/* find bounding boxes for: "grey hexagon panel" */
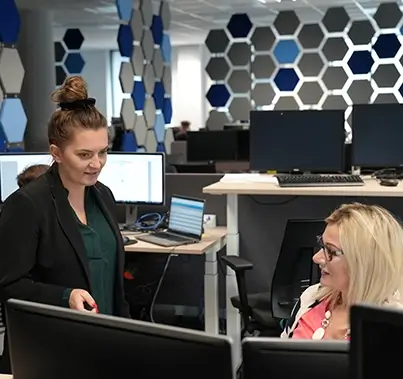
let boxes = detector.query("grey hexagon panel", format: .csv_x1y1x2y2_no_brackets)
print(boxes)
142,29,154,62
159,1,171,30
298,53,324,77
131,10,144,42
143,63,155,94
251,27,275,52
119,62,134,94
348,20,375,45
322,37,348,62
322,7,350,33
0,47,25,94
348,80,373,104
121,99,137,130
322,95,348,110
152,48,164,79
205,29,230,54
298,81,324,105
145,129,157,152
162,66,171,96
140,0,153,27
228,43,251,66
134,114,148,146
228,70,252,93
322,67,348,91
143,97,156,128
373,65,400,88
251,55,275,79
251,83,275,107
297,24,324,49
206,57,230,81
131,45,145,77
206,110,230,131
374,2,402,28
229,97,251,121
373,93,398,104
274,97,299,110
274,11,300,36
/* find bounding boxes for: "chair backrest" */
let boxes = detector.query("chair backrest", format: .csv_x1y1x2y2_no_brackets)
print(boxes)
271,219,324,320
171,141,187,162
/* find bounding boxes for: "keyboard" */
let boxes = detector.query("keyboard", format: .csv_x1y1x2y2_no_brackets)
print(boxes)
276,174,364,188
136,231,197,247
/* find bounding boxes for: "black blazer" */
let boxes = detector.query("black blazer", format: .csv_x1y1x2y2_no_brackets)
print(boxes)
0,163,130,318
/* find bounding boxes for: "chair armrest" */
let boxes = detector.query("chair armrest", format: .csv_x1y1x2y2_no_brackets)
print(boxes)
221,255,253,271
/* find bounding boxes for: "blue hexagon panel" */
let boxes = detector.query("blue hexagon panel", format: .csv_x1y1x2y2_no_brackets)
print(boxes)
206,84,231,107
274,68,300,91
116,0,132,22
348,51,374,74
161,34,172,63
0,127,6,152
163,98,172,124
154,113,165,142
0,98,27,143
122,131,138,152
131,80,146,110
227,13,253,39
64,53,85,74
373,33,401,58
0,0,20,45
157,142,165,152
273,40,300,64
153,82,165,110
151,15,164,45
118,25,134,58
63,29,84,50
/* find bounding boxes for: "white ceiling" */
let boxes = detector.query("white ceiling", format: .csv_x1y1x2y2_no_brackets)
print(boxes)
16,0,403,49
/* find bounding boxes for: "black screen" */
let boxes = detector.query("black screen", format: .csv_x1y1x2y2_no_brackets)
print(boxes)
352,103,403,168
250,110,345,172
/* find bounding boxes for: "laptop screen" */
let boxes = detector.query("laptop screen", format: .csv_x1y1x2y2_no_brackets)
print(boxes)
168,196,205,237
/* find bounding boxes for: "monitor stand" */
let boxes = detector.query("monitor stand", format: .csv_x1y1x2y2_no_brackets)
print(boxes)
125,205,138,226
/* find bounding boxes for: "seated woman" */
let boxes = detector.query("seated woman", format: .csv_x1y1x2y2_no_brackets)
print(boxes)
16,164,49,188
282,203,403,340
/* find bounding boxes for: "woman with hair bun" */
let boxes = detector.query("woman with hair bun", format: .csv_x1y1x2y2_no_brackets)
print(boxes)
0,76,130,373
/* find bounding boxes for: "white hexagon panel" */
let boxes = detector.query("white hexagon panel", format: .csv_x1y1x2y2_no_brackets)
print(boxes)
145,128,157,152
120,98,137,130
164,127,174,154
0,98,27,143
0,47,25,94
119,62,134,94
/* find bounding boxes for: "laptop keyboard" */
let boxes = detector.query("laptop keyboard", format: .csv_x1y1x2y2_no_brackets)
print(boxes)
152,232,189,242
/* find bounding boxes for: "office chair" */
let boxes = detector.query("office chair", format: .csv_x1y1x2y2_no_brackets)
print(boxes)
221,219,324,338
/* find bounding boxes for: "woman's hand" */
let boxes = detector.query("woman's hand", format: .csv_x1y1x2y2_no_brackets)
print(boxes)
69,289,98,312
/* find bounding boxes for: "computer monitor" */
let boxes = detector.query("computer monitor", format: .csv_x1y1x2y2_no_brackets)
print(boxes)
6,299,234,379
0,153,52,202
249,110,346,173
350,304,403,379
243,337,348,379
99,152,165,205
351,103,403,168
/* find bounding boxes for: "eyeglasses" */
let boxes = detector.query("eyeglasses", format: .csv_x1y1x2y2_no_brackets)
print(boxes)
316,235,343,262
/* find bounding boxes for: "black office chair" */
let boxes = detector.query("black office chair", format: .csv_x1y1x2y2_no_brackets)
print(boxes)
221,219,324,338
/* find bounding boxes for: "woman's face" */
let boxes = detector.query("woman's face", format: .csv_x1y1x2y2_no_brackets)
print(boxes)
51,127,109,187
313,224,349,292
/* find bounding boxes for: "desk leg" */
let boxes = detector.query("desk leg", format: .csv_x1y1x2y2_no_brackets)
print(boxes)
204,250,219,334
226,194,241,370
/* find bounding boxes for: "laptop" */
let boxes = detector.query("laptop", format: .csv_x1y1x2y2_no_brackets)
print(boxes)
136,195,206,247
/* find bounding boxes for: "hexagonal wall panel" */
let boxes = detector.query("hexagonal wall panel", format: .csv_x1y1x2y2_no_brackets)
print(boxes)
229,97,251,121
0,0,20,45
273,40,300,64
0,47,24,94
162,66,171,96
140,0,153,27
154,113,165,143
274,11,300,36
121,131,138,152
322,7,350,33
55,65,67,86
373,34,401,59
119,62,134,94
116,0,132,22
322,37,348,62
205,29,229,54
348,51,374,75
251,27,275,51
131,45,145,77
251,83,275,107
348,20,375,45
143,64,155,94
274,96,299,110
152,48,164,79
163,128,174,154
228,70,252,93
64,53,85,74
374,2,402,29
120,98,137,130
322,95,348,110
322,67,348,90
297,24,324,49
298,81,323,105
0,98,27,143
142,29,154,62
251,55,275,79
274,68,300,92
206,57,230,81
159,1,171,30
206,84,231,107
145,129,157,152
54,42,66,63
228,42,250,66
298,52,324,77
153,82,165,110
206,110,231,131
134,114,147,145
161,34,171,63
118,24,133,58
227,13,253,39
151,15,164,46
373,64,400,88
63,28,84,50
143,98,156,128
373,93,398,104
347,80,373,104
131,80,146,110
130,10,144,42
163,98,173,125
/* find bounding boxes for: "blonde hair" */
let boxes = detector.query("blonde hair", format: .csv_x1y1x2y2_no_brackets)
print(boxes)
316,203,403,308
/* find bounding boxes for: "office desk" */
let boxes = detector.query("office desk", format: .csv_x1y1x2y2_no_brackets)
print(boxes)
203,176,403,367
0,375,11,378
124,227,227,335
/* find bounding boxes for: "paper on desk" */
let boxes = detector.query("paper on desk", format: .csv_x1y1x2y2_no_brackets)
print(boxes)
220,173,278,184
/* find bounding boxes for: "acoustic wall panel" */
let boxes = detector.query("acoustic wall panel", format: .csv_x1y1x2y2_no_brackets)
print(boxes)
116,0,172,152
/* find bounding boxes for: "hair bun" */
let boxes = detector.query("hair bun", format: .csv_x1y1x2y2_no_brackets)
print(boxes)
51,76,88,104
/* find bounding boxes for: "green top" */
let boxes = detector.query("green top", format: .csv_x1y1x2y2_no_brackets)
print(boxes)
62,189,117,315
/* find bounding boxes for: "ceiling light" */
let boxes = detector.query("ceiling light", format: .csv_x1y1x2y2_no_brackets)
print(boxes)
257,0,266,3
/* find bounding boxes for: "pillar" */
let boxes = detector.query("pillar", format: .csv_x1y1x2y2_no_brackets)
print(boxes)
18,9,56,152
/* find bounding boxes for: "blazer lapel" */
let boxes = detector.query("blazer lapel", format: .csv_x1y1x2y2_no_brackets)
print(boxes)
46,164,91,288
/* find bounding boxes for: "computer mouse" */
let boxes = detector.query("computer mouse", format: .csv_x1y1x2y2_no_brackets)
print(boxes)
122,235,138,246
380,179,399,187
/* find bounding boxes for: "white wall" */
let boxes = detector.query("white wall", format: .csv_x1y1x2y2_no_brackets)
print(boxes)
171,44,209,130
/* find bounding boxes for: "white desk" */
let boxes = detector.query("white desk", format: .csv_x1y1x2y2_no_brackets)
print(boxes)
124,227,227,335
0,375,11,378
203,176,403,368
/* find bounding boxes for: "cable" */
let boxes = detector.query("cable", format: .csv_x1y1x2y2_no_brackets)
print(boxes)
248,195,298,206
134,212,164,231
149,248,176,323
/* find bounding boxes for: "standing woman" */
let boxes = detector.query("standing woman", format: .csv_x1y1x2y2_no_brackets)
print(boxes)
0,76,130,373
